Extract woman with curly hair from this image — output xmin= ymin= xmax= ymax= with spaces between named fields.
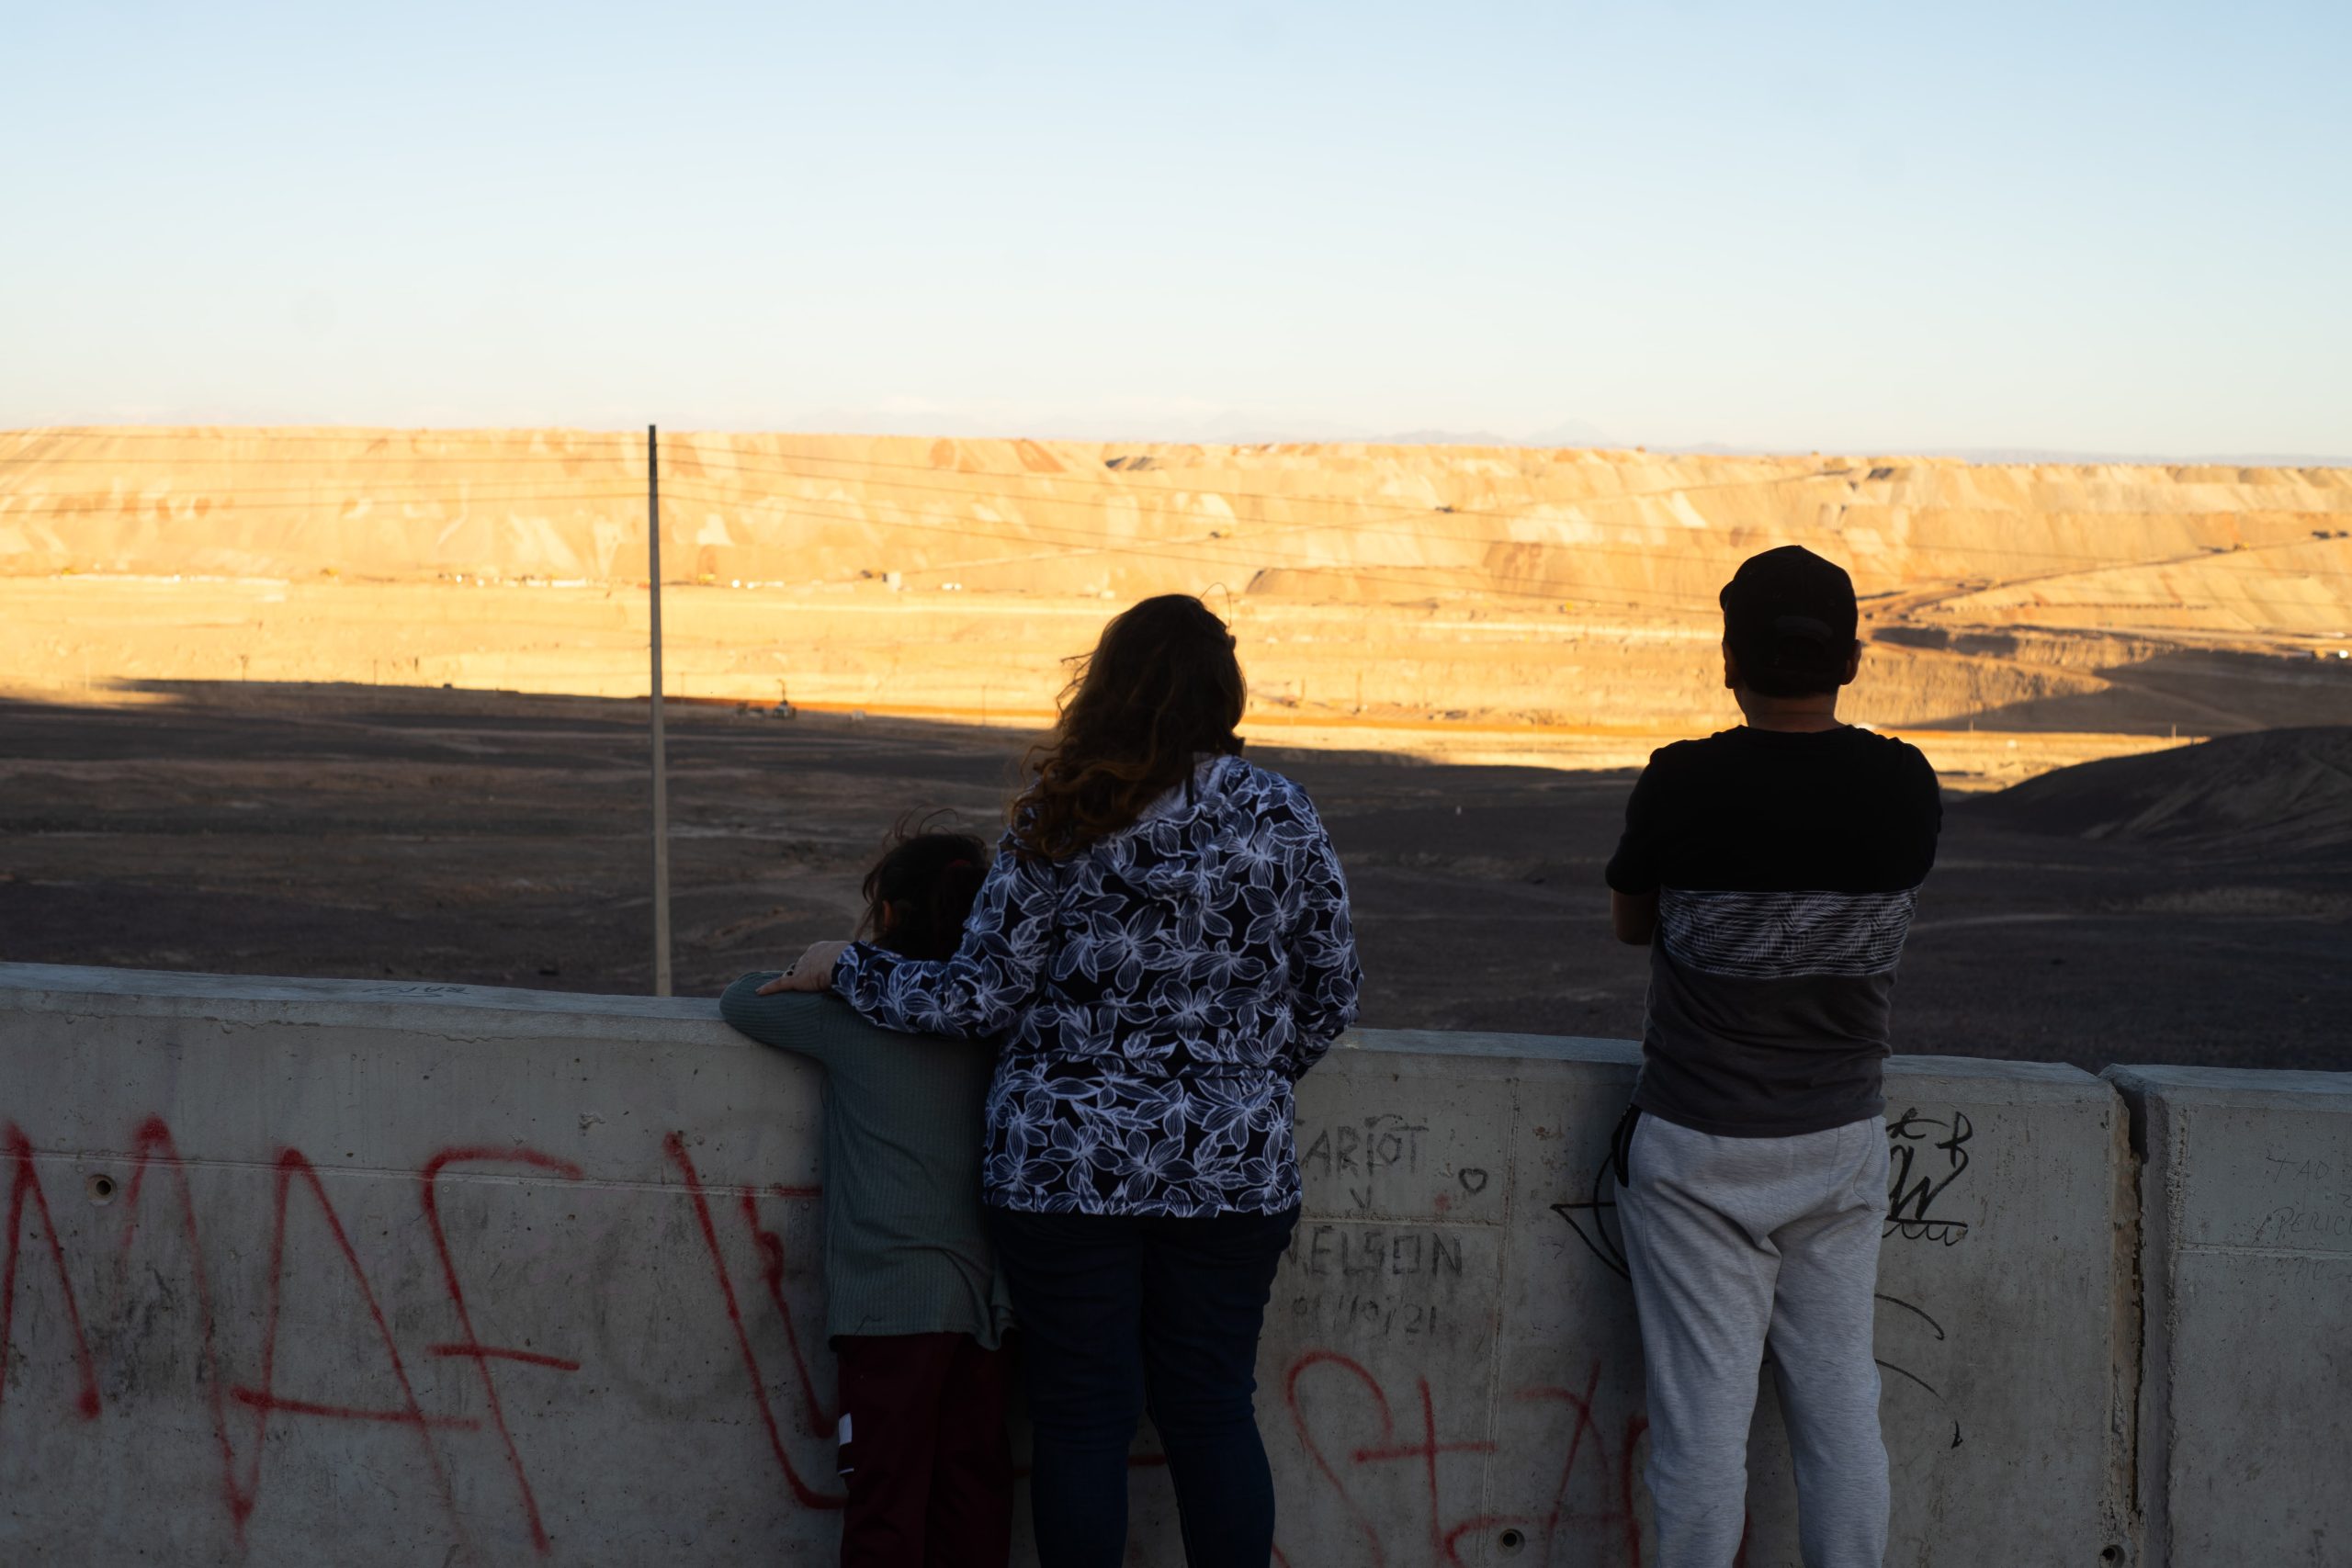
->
xmin=766 ymin=592 xmax=1363 ymax=1568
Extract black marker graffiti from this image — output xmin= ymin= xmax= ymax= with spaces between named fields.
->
xmin=1885 ymin=1108 xmax=1972 ymax=1245
xmin=1550 ymin=1144 xmax=1629 ymax=1281
xmin=1549 ymin=1134 xmax=1960 ymax=1442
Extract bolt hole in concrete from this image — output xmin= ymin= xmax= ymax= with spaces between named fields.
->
xmin=85 ymin=1172 xmax=116 ymax=1204
xmin=1498 ymin=1528 xmax=1526 ymax=1554
xmin=2101 ymin=1548 xmax=2124 ymax=1563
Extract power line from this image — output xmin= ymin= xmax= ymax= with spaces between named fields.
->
xmin=17 ymin=424 xmax=2348 ymax=479
xmin=16 ymin=460 xmax=2346 ymax=589
xmin=10 ymin=434 xmax=2349 ymax=583
xmin=10 ymin=470 xmax=2338 ymax=598
xmin=643 ymin=446 xmax=2352 ymax=577
xmin=656 ymin=469 xmax=2352 ymax=589
xmin=1 ymin=490 xmax=641 ymax=514
xmin=655 ymin=479 xmax=1725 ymax=609
xmin=656 ymin=479 xmax=2352 ymax=617
xmin=0 ymin=453 xmax=639 ymax=467
xmin=1 ymin=428 xmax=647 ymax=449
xmin=14 ymin=431 xmax=2346 ymax=576
xmin=2 ymin=461 xmax=1715 ymax=608
xmin=0 ymin=478 xmax=650 ymax=500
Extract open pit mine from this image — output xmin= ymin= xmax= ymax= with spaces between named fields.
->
xmin=5 ymin=427 xmax=2349 ymax=785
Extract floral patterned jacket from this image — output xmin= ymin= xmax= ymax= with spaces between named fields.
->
xmin=832 ymin=753 xmax=1363 ymax=1217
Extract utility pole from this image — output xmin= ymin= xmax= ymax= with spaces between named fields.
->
xmin=648 ymin=424 xmax=673 ymax=997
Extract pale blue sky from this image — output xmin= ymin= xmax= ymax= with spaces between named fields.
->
xmin=5 ymin=1 xmax=2346 ymax=456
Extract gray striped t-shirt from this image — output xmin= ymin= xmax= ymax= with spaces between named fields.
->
xmin=1605 ymin=725 xmax=1941 ymax=1137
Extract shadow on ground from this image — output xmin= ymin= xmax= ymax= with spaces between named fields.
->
xmin=3 ymin=681 xmax=2346 ymax=1072
xmin=1879 ymin=633 xmax=2352 ymax=736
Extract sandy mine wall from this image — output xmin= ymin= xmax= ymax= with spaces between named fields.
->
xmin=1 ymin=964 xmax=2340 ymax=1565
xmin=0 ymin=577 xmax=2110 ymax=734
xmin=6 ymin=429 xmax=2351 ymax=638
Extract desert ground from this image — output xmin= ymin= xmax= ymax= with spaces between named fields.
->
xmin=3 ymin=428 xmax=2348 ymax=1067
xmin=2 ymin=682 xmax=2346 ymax=1071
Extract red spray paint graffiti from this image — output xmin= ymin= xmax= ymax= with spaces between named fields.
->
xmin=6 ymin=1114 xmax=844 ymax=1551
xmin=11 ymin=1115 xmax=1724 ymax=1563
xmin=1 ymin=1122 xmax=102 ymax=1427
xmin=1284 ymin=1349 xmax=1666 ymax=1568
xmin=421 ymin=1145 xmax=586 ymax=1553
xmin=115 ymin=1115 xmax=243 ymax=1536
xmin=738 ymin=1183 xmax=831 ymax=1439
xmin=232 ymin=1147 xmax=472 ymax=1541
xmin=663 ymin=1131 xmax=845 ymax=1511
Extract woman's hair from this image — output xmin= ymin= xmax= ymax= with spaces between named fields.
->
xmin=1009 ymin=593 xmax=1246 ymax=863
xmin=860 ymin=816 xmax=990 ymax=961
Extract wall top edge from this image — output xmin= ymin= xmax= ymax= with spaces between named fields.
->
xmin=0 ymin=960 xmax=713 ymax=1019
xmin=1882 ymin=1052 xmax=2105 ymax=1087
xmin=1338 ymin=1026 xmax=1641 ymax=1066
xmin=2103 ymin=1063 xmax=2352 ymax=1101
xmin=0 ymin=962 xmax=2151 ymax=1093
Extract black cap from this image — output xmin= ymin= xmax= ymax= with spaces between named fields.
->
xmin=1720 ymin=546 xmax=1858 ymax=694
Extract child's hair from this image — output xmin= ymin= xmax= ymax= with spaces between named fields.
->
xmin=859 ymin=814 xmax=989 ymax=962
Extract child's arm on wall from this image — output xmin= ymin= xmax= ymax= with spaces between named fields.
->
xmin=719 ymin=974 xmax=842 ymax=1064
xmin=831 ymin=839 xmax=1054 ymax=1039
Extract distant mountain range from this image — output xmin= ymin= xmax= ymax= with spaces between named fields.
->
xmin=1931 ymin=446 xmax=2352 ymax=468
xmin=771 ymin=406 xmax=2347 ymax=465
xmin=771 ymin=406 xmax=1628 ymax=449
xmin=27 ymin=404 xmax=2342 ymax=468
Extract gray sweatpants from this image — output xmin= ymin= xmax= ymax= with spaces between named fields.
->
xmin=1616 ymin=1111 xmax=1891 ymax=1568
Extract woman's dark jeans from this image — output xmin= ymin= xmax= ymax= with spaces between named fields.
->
xmin=985 ymin=1203 xmax=1302 ymax=1568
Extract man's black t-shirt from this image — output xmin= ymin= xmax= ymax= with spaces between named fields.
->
xmin=1604 ymin=725 xmax=1942 ymax=1137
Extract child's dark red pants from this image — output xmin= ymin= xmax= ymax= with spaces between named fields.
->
xmin=832 ymin=1331 xmax=1014 ymax=1568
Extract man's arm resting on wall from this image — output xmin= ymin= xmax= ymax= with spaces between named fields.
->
xmin=1611 ymin=890 xmax=1658 ymax=946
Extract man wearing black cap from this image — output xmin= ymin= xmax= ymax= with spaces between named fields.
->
xmin=1602 ymin=545 xmax=1940 ymax=1567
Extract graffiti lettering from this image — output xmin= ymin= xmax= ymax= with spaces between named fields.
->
xmin=1 ymin=1122 xmax=102 ymax=1430
xmin=232 ymin=1147 xmax=470 ymax=1543
xmin=1286 ymin=1292 xmax=1449 ymax=1341
xmin=1301 ymin=1112 xmax=1430 ymax=1207
xmin=0 ymin=1116 xmax=844 ymax=1549
xmin=421 ymin=1146 xmax=586 ymax=1552
xmin=1283 ymin=1350 xmax=1663 ymax=1568
xmin=2252 ymin=1205 xmax=2352 ymax=1244
xmin=112 ymin=1117 xmax=237 ymax=1531
xmin=1885 ymin=1109 xmax=1973 ymax=1245
xmin=662 ymin=1132 xmax=844 ymax=1512
xmin=1285 ymin=1224 xmax=1466 ymax=1280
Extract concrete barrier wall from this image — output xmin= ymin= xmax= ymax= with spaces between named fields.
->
xmin=2105 ymin=1066 xmax=2352 ymax=1568
xmin=1251 ymin=1035 xmax=2133 ymax=1568
xmin=0 ymin=960 xmax=2310 ymax=1566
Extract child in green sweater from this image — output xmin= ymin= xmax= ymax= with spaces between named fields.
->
xmin=721 ymin=829 xmax=1013 ymax=1568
